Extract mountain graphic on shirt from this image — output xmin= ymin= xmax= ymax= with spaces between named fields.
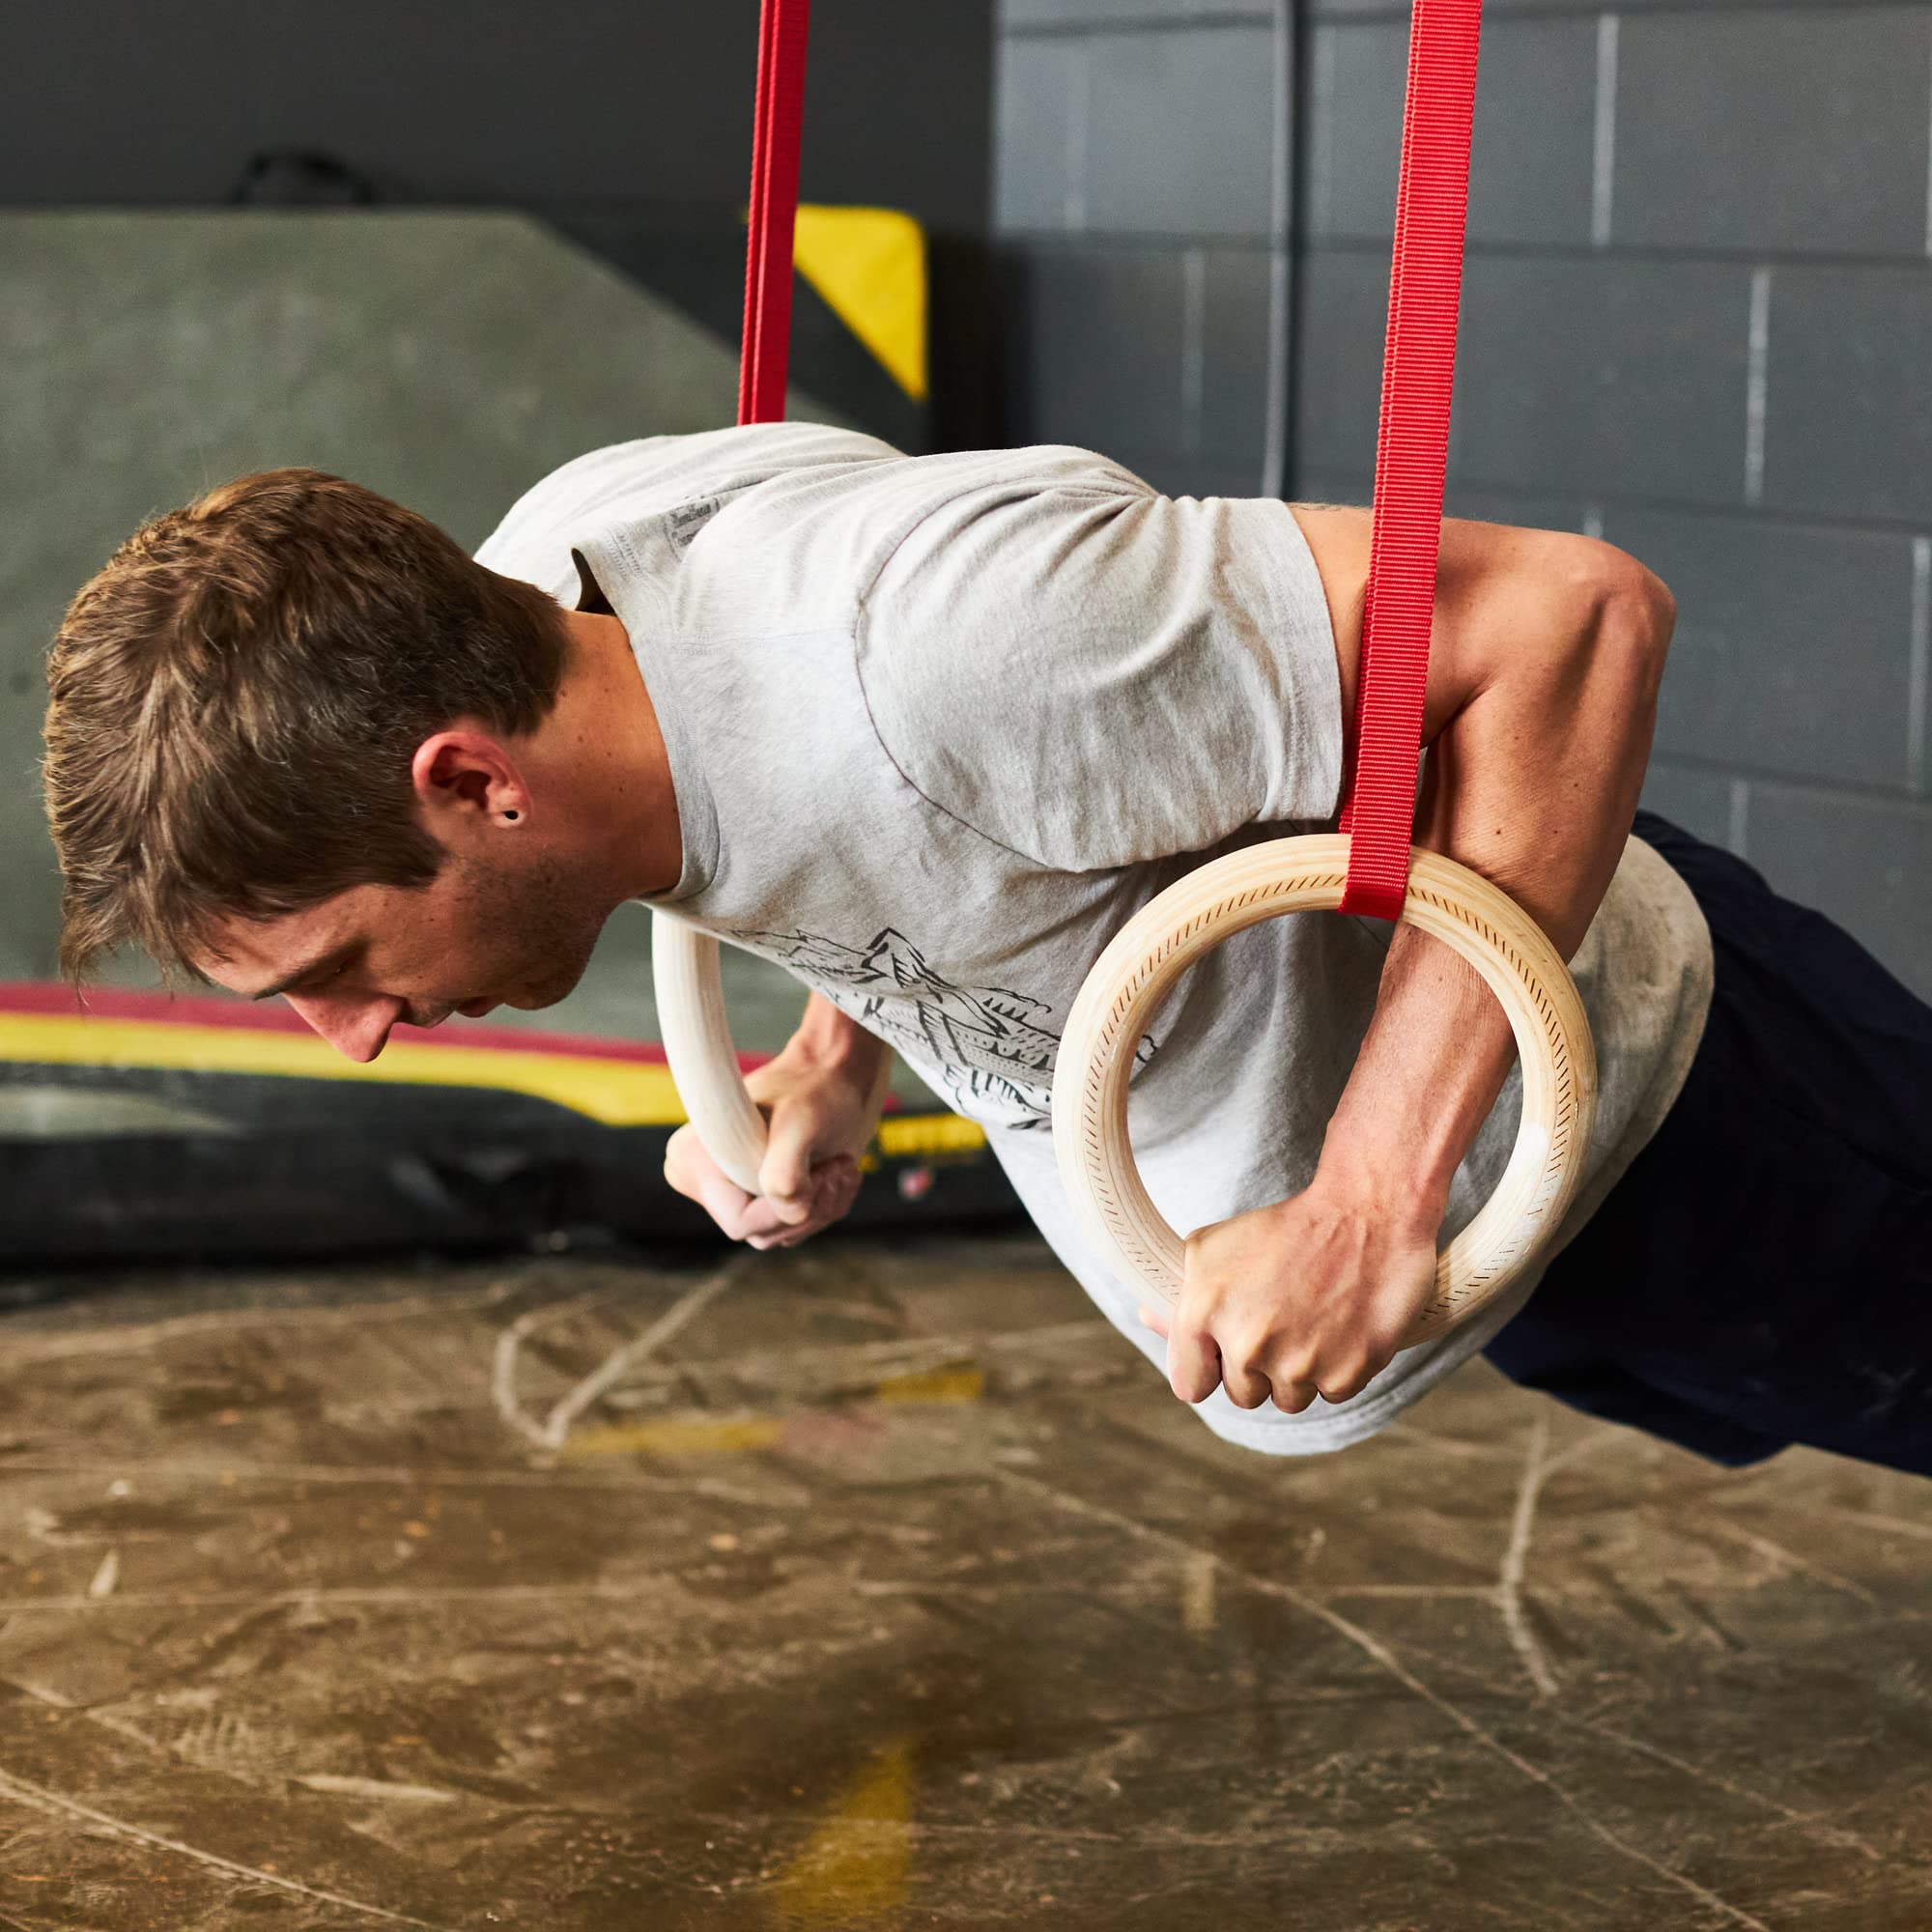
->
xmin=730 ymin=923 xmax=1151 ymax=1130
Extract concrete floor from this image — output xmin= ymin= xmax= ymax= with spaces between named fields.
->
xmin=0 ymin=1237 xmax=1928 ymax=1931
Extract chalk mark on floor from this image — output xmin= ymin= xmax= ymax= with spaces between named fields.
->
xmin=0 ymin=1763 xmax=465 ymax=1930
xmin=1001 ymin=1466 xmax=1777 ymax=1932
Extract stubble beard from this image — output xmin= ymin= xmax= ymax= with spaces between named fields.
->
xmin=463 ymin=846 xmax=609 ymax=1010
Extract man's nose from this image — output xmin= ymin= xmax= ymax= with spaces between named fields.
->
xmin=282 ymin=992 xmax=405 ymax=1063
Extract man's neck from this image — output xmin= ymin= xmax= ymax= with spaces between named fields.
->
xmin=545 ymin=608 xmax=683 ymax=899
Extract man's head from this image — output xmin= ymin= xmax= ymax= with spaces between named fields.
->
xmin=43 ymin=468 xmax=646 ymax=1059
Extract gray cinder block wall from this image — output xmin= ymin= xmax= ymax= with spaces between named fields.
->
xmin=994 ymin=0 xmax=1294 ymax=499
xmin=994 ymin=0 xmax=1932 ymax=1000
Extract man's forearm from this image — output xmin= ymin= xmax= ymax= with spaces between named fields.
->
xmin=1315 ymin=575 xmax=1673 ymax=1228
xmin=792 ymin=989 xmax=893 ymax=1084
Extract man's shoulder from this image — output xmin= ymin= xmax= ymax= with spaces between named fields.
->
xmin=472 ymin=423 xmax=905 ymax=573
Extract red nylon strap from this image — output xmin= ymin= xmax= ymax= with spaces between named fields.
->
xmin=739 ymin=0 xmax=812 ymax=428
xmin=1336 ymin=0 xmax=1483 ymax=921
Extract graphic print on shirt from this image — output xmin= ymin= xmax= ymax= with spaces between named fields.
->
xmin=663 ymin=495 xmax=725 ymax=558
xmin=731 ymin=923 xmax=1154 ymax=1129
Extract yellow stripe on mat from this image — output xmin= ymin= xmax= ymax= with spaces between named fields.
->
xmin=0 ymin=1012 xmax=687 ymax=1127
xmin=0 ymin=1012 xmax=993 ymax=1152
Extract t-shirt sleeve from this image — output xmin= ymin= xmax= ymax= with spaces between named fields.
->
xmin=853 ymin=456 xmax=1346 ymax=871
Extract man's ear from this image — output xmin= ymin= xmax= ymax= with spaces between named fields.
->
xmin=411 ymin=730 xmax=528 ymax=827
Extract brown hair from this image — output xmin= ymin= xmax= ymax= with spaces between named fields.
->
xmin=43 ymin=468 xmax=570 ymax=985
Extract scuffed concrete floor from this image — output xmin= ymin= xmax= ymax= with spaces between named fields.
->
xmin=0 ymin=1237 xmax=1928 ymax=1931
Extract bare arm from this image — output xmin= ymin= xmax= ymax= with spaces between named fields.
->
xmin=1153 ymin=511 xmax=1676 ymax=1411
xmin=1317 ymin=566 xmax=1675 ymax=1232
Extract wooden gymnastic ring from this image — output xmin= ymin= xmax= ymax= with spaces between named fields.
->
xmin=652 ymin=909 xmax=771 ymax=1198
xmin=1050 ymin=834 xmax=1598 ymax=1343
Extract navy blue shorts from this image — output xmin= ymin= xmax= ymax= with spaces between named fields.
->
xmin=1483 ymin=810 xmax=1932 ymax=1475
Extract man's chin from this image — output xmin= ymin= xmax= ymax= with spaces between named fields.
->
xmin=528 ymin=959 xmax=594 ymax=1009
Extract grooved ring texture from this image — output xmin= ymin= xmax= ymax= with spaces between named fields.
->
xmin=1049 ymin=835 xmax=1598 ymax=1344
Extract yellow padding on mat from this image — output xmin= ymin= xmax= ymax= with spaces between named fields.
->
xmin=875 ymin=1112 xmax=987 ymax=1157
xmin=0 ymin=1011 xmax=991 ymax=1151
xmin=793 ymin=205 xmax=928 ymax=401
xmin=0 ymin=1012 xmax=683 ymax=1127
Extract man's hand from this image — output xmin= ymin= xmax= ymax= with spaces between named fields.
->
xmin=1141 ymin=1175 xmax=1441 ymax=1412
xmin=664 ymin=1003 xmax=892 ymax=1251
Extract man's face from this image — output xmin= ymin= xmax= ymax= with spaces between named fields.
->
xmin=201 ymin=843 xmax=613 ymax=1062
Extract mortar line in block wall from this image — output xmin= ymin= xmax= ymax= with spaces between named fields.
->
xmin=1909 ymin=536 xmax=1930 ymax=794
xmin=1181 ymin=248 xmax=1208 ymax=453
xmin=1305 ymin=233 xmax=1932 ymax=270
xmin=1924 ymin=23 xmax=1932 ymax=259
xmin=1065 ymin=38 xmax=1091 ymax=233
xmin=1744 ymin=268 xmax=1772 ymax=507
xmin=1649 ymin=757 xmax=1932 ymax=814
xmin=1262 ymin=0 xmax=1292 ymax=497
xmin=1590 ymin=14 xmax=1618 ymax=250
xmin=1263 ymin=245 xmax=1292 ymax=497
xmin=1309 ymin=25 xmax=1337 ymax=242
xmin=1310 ymin=0 xmax=1906 ymax=20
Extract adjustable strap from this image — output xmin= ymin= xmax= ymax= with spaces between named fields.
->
xmin=739 ymin=0 xmax=812 ymax=427
xmin=1337 ymin=0 xmax=1483 ymax=921
xmin=741 ymin=0 xmax=1477 ymax=919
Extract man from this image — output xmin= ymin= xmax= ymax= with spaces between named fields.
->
xmin=43 ymin=425 xmax=1932 ymax=1472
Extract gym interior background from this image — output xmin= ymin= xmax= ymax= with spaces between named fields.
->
xmin=2 ymin=5 xmax=1930 ymax=1927
xmin=4 ymin=0 xmax=1926 ymax=1003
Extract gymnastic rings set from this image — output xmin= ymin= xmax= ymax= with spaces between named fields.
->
xmin=653 ymin=0 xmax=1599 ymax=1351
xmin=655 ymin=838 xmax=1596 ymax=1348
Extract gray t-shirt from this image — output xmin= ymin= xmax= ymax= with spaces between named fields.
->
xmin=475 ymin=422 xmax=1715 ymax=1454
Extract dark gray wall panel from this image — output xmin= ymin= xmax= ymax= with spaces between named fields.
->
xmin=1310 ymin=252 xmax=1754 ymax=504
xmin=1605 ymin=513 xmax=1921 ymax=791
xmin=1441 ymin=487 xmax=1593 ymax=534
xmin=1200 ymin=251 xmax=1277 ymax=467
xmin=1454 ymin=257 xmax=1752 ymax=503
xmin=1311 ymin=17 xmax=1597 ymax=246
xmin=1293 ymin=475 xmax=1373 ymax=506
xmin=1085 ymin=26 xmax=1281 ymax=237
xmin=992 ymin=6 xmax=1289 ymax=491
xmin=1131 ymin=456 xmax=1279 ymax=497
xmin=1000 ymin=246 xmax=1189 ymax=451
xmin=1763 ymin=268 xmax=1932 ymax=526
xmin=1614 ymin=8 xmax=1932 ymax=256
xmin=1638 ymin=765 xmax=1742 ymax=853
xmin=0 ymin=3 xmax=992 ymax=235
xmin=1307 ymin=24 xmax=1405 ymax=240
xmin=1292 ymin=250 xmax=1391 ymax=480
xmin=994 ymin=36 xmax=1084 ymax=232
xmin=1748 ymin=786 xmax=1932 ymax=1000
